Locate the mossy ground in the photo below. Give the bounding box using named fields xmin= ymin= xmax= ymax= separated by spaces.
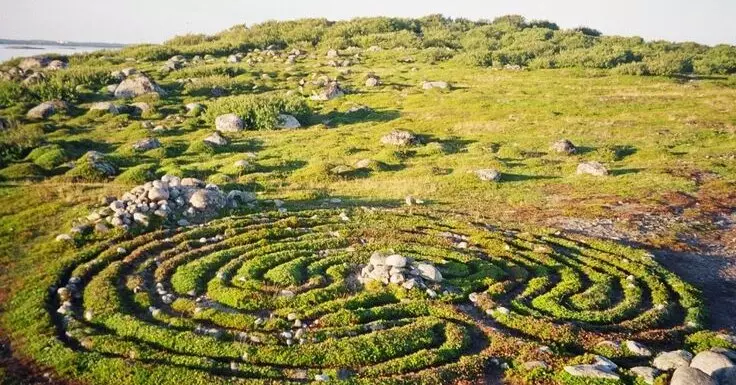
xmin=0 ymin=28 xmax=735 ymax=385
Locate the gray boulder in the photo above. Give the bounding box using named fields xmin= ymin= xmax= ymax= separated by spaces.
xmin=563 ymin=365 xmax=619 ymax=380
xmin=204 ymin=132 xmax=228 ymax=146
xmin=27 ymin=100 xmax=66 ymax=119
xmin=189 ymin=189 xmax=227 ymax=211
xmin=114 ymin=74 xmax=164 ymax=98
xmin=689 ymin=351 xmax=734 ymax=379
xmin=551 ymin=139 xmax=577 ymax=154
xmin=380 ymin=130 xmax=417 ymax=146
xmin=276 ymin=114 xmax=301 ymax=129
xmin=416 ymin=263 xmax=442 ymax=282
xmin=625 ymin=340 xmax=652 ymax=357
xmin=670 ymin=367 xmax=716 ymax=385
xmin=47 ymin=60 xmax=67 ymax=70
xmin=89 ymin=102 xmax=119 ymax=115
xmin=422 ymin=81 xmax=449 ymax=90
xmin=311 ymin=81 xmax=344 ymax=101
xmin=653 ymin=350 xmax=693 ymax=371
xmin=132 ymin=138 xmax=161 ymax=152
xmin=215 ymin=114 xmax=244 ymax=132
xmin=476 ymin=169 xmax=501 ymax=182
xmin=577 ymin=161 xmax=609 ymax=176
xmin=630 ymin=366 xmax=658 ymax=385
xmin=18 ymin=57 xmax=50 ymax=71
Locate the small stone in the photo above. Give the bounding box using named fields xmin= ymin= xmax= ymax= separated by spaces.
xmin=55 ymin=234 xmax=72 ymax=242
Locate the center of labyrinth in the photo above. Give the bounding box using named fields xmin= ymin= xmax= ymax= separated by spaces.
xmin=50 ymin=208 xmax=702 ymax=384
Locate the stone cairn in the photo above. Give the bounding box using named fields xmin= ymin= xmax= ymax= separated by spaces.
xmin=359 ymin=251 xmax=444 ymax=297
xmin=57 ymin=175 xmax=256 ymax=240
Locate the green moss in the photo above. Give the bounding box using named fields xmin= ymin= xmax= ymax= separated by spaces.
xmin=115 ymin=163 xmax=158 ymax=185
xmin=0 ymin=162 xmax=46 ymax=180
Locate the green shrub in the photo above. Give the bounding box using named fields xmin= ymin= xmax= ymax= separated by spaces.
xmin=0 ymin=80 xmax=27 ymax=107
xmin=0 ymin=124 xmax=44 ymax=167
xmin=205 ymin=93 xmax=310 ymax=130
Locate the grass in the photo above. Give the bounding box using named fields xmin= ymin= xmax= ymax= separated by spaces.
xmin=0 ymin=16 xmax=735 ymax=385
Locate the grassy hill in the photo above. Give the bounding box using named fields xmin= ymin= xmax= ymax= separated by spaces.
xmin=0 ymin=15 xmax=735 ymax=385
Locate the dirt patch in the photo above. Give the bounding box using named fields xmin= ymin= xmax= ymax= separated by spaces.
xmin=653 ymin=249 xmax=736 ymax=332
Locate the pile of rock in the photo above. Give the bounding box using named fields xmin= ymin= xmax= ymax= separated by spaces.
xmin=359 ymin=252 xmax=443 ymax=294
xmin=653 ymin=348 xmax=735 ymax=385
xmin=58 ymin=175 xmax=256 ymax=236
xmin=562 ymin=345 xmax=736 ymax=385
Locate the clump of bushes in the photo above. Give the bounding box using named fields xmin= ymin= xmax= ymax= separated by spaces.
xmin=205 ymin=93 xmax=310 ymax=130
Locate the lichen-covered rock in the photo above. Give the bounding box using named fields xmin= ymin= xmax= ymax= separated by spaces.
xmin=416 ymin=263 xmax=443 ymax=282
xmin=311 ymin=81 xmax=344 ymax=101
xmin=27 ymin=100 xmax=67 ymax=119
xmin=630 ymin=366 xmax=658 ymax=385
xmin=47 ymin=60 xmax=67 ymax=70
xmin=380 ymin=130 xmax=417 ymax=146
xmin=276 ymin=114 xmax=301 ymax=129
xmin=475 ymin=169 xmax=501 ymax=182
xmin=114 ymin=74 xmax=165 ymax=98
xmin=18 ymin=56 xmax=50 ymax=71
xmin=89 ymin=102 xmax=119 ymax=115
xmin=188 ymin=189 xmax=227 ymax=211
xmin=625 ymin=340 xmax=652 ymax=357
xmin=577 ymin=161 xmax=609 ymax=176
xmin=422 ymin=81 xmax=449 ymax=90
xmin=215 ymin=113 xmax=244 ymax=132
xmin=670 ymin=367 xmax=716 ymax=385
xmin=203 ymin=132 xmax=228 ymax=146
xmin=653 ymin=350 xmax=693 ymax=371
xmin=563 ymin=365 xmax=619 ymax=380
xmin=551 ymin=139 xmax=577 ymax=154
xmin=689 ymin=350 xmax=734 ymax=378
xmin=132 ymin=138 xmax=161 ymax=152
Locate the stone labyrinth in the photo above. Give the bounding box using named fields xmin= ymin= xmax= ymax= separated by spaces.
xmin=50 ymin=208 xmax=703 ymax=384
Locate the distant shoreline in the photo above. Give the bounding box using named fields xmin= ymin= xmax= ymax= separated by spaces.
xmin=5 ymin=45 xmax=47 ymax=50
xmin=0 ymin=38 xmax=126 ymax=49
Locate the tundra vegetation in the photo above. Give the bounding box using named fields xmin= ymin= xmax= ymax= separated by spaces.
xmin=0 ymin=14 xmax=735 ymax=385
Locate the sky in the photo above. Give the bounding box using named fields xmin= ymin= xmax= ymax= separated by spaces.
xmin=0 ymin=0 xmax=734 ymax=46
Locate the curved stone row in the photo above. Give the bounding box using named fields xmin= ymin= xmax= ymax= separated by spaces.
xmin=47 ymin=208 xmax=703 ymax=384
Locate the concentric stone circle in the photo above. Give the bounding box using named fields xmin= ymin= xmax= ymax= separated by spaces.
xmin=48 ymin=208 xmax=703 ymax=384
